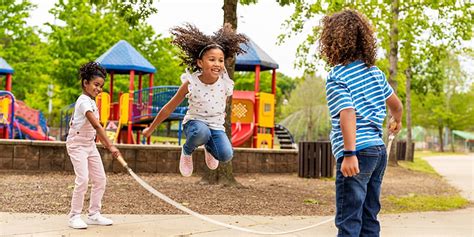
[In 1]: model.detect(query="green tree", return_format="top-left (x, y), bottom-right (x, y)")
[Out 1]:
top-left (47, 0), bottom-right (183, 124)
top-left (412, 49), bottom-right (474, 152)
top-left (202, 0), bottom-right (297, 186)
top-left (280, 0), bottom-right (473, 163)
top-left (200, 0), bottom-right (240, 186)
top-left (0, 0), bottom-right (56, 121)
top-left (279, 75), bottom-right (330, 142)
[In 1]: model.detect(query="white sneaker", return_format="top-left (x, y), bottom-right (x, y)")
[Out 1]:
top-left (86, 213), bottom-right (113, 226)
top-left (68, 215), bottom-right (87, 229)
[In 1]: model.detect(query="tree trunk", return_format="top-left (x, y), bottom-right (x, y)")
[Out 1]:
top-left (387, 0), bottom-right (399, 166)
top-left (307, 108), bottom-right (314, 141)
top-left (438, 125), bottom-right (444, 152)
top-left (449, 128), bottom-right (455, 152)
top-left (200, 0), bottom-right (240, 186)
top-left (405, 67), bottom-right (413, 162)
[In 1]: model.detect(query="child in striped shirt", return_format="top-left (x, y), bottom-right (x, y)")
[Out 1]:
top-left (319, 10), bottom-right (403, 237)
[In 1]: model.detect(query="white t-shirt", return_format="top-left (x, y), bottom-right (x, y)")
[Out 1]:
top-left (181, 70), bottom-right (233, 131)
top-left (69, 94), bottom-right (99, 130)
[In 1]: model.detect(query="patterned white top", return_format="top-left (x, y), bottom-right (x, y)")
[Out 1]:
top-left (181, 70), bottom-right (234, 131)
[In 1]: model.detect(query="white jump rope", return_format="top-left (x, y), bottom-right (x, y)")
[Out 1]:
top-left (115, 134), bottom-right (396, 235)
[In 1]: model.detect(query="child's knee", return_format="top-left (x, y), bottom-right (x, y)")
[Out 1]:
top-left (75, 178), bottom-right (89, 192)
top-left (92, 176), bottom-right (106, 188)
top-left (218, 149), bottom-right (233, 163)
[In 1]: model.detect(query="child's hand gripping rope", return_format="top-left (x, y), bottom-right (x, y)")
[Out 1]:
top-left (386, 120), bottom-right (399, 157)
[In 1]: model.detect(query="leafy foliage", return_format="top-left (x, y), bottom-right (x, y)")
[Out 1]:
top-left (46, 0), bottom-right (184, 124)
top-left (280, 0), bottom-right (473, 139)
top-left (0, 0), bottom-right (55, 115)
top-left (279, 75), bottom-right (330, 142)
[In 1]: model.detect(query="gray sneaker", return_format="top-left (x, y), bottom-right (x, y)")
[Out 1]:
top-left (86, 213), bottom-right (113, 226)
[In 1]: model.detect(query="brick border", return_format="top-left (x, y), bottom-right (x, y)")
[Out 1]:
top-left (0, 139), bottom-right (298, 173)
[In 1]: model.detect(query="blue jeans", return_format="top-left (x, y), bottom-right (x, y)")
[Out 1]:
top-left (182, 120), bottom-right (233, 162)
top-left (335, 145), bottom-right (387, 237)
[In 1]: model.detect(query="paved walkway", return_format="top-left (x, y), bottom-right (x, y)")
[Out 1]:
top-left (423, 154), bottom-right (474, 201)
top-left (1, 154), bottom-right (473, 237)
top-left (1, 208), bottom-right (473, 237)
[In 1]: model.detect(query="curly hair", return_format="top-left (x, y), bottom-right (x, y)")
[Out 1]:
top-left (79, 62), bottom-right (107, 88)
top-left (319, 9), bottom-right (377, 67)
top-left (170, 23), bottom-right (248, 71)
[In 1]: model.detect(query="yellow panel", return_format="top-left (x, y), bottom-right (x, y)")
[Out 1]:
top-left (231, 99), bottom-right (254, 123)
top-left (119, 93), bottom-right (129, 124)
top-left (0, 97), bottom-right (12, 123)
top-left (96, 92), bottom-right (110, 126)
top-left (256, 133), bottom-right (273, 149)
top-left (258, 92), bottom-right (274, 128)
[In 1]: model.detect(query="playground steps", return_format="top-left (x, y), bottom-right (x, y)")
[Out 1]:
top-left (274, 124), bottom-right (296, 149)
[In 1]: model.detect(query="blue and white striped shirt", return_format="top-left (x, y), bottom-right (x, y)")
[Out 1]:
top-left (325, 60), bottom-right (394, 160)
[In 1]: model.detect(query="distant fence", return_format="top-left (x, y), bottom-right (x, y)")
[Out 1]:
top-left (298, 141), bottom-right (335, 178)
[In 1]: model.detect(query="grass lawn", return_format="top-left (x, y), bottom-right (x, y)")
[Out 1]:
top-left (399, 156), bottom-right (439, 176)
top-left (385, 194), bottom-right (469, 213)
top-left (149, 136), bottom-right (186, 145)
top-left (384, 150), bottom-right (470, 213)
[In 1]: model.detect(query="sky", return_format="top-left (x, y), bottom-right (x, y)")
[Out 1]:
top-left (26, 0), bottom-right (312, 78)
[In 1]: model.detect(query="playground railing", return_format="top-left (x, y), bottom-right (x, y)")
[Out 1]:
top-left (59, 103), bottom-right (75, 141)
top-left (133, 86), bottom-right (188, 122)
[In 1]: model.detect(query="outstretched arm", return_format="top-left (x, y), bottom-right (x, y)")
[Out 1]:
top-left (142, 82), bottom-right (189, 138)
top-left (85, 111), bottom-right (121, 158)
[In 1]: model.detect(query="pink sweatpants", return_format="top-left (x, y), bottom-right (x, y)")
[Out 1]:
top-left (66, 128), bottom-right (106, 217)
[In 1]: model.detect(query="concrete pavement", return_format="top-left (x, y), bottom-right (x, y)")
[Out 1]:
top-left (1, 208), bottom-right (473, 237)
top-left (424, 154), bottom-right (474, 201)
top-left (1, 154), bottom-right (473, 237)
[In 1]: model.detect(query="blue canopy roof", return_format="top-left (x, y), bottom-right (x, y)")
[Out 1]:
top-left (0, 57), bottom-right (14, 75)
top-left (96, 40), bottom-right (156, 74)
top-left (236, 37), bottom-right (279, 72)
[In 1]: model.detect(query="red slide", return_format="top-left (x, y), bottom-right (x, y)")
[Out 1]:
top-left (231, 119), bottom-right (255, 147)
top-left (231, 91), bottom-right (256, 147)
top-left (16, 122), bottom-right (54, 141)
top-left (14, 100), bottom-right (55, 141)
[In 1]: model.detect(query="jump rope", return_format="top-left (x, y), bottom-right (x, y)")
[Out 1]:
top-left (114, 134), bottom-right (396, 235)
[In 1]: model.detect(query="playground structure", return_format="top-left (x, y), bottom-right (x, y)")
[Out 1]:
top-left (60, 40), bottom-right (188, 144)
top-left (59, 39), bottom-right (295, 149)
top-left (232, 38), bottom-right (276, 148)
top-left (0, 57), bottom-right (53, 140)
top-left (232, 38), bottom-right (295, 149)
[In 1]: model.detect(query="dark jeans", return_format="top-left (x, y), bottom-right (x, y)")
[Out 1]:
top-left (183, 120), bottom-right (233, 162)
top-left (335, 145), bottom-right (387, 237)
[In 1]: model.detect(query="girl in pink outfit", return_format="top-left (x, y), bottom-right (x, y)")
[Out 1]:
top-left (66, 62), bottom-right (121, 229)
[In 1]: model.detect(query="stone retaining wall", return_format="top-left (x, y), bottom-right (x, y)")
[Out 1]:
top-left (0, 140), bottom-right (298, 173)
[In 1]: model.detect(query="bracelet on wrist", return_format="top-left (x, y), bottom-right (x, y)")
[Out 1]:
top-left (343, 150), bottom-right (357, 157)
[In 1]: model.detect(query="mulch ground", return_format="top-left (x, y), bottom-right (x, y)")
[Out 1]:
top-left (0, 165), bottom-right (461, 216)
